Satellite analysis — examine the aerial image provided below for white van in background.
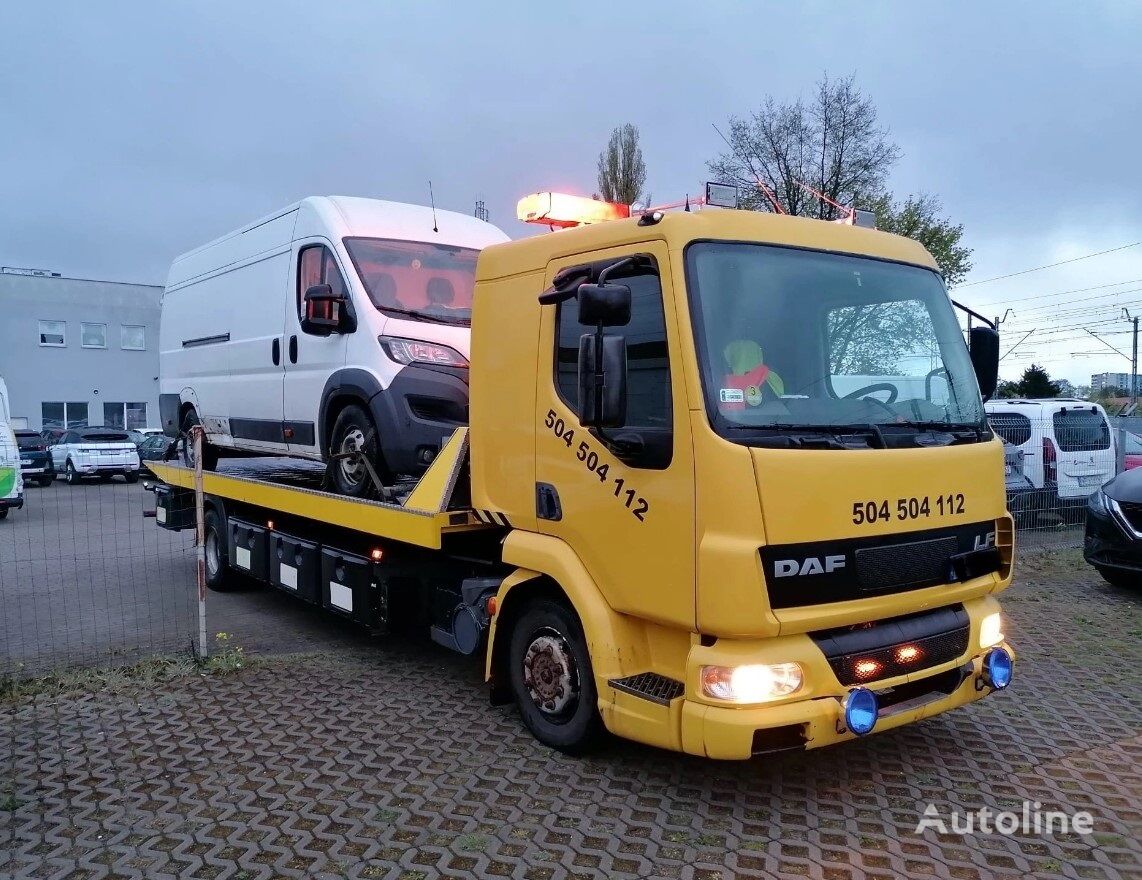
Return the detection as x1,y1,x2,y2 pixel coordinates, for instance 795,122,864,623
159,197,509,497
985,398,1117,507
0,377,26,520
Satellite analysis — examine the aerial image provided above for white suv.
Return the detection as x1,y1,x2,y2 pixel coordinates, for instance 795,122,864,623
986,398,1116,506
49,428,142,485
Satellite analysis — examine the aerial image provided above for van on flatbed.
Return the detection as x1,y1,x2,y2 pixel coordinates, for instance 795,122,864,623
152,196,1016,760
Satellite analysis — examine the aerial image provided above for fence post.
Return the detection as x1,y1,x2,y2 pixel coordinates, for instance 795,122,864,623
193,426,208,659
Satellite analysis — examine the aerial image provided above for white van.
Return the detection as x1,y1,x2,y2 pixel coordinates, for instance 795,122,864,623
159,197,509,496
0,377,25,519
985,398,1117,505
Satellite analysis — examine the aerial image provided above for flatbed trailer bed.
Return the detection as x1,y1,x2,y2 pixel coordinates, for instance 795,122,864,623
148,429,510,651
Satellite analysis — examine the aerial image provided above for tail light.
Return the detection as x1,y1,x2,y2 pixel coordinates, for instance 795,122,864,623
1042,436,1057,484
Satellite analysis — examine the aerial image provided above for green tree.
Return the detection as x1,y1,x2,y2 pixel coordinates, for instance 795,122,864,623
1005,364,1062,398
597,124,648,205
863,192,973,287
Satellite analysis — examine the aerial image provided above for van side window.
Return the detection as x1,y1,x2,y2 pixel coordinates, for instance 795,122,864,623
554,263,672,469
297,245,349,320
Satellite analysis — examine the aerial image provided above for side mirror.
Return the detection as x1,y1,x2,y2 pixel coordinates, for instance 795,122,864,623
302,284,354,335
577,282,631,327
577,334,627,427
969,325,999,401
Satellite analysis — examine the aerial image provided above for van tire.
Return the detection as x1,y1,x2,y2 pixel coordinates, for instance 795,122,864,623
508,599,603,754
328,404,387,498
0,509,7,520
179,410,219,472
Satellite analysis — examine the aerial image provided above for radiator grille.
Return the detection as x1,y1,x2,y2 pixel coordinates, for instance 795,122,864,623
827,626,970,685
855,536,958,593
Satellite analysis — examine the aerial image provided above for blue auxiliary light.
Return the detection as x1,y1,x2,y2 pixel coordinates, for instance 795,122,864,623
983,647,1013,690
843,687,879,736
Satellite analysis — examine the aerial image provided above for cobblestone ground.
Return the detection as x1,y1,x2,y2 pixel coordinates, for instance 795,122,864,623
2,551,1140,880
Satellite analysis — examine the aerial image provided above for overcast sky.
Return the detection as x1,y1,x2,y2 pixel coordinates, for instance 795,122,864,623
3,1,1139,384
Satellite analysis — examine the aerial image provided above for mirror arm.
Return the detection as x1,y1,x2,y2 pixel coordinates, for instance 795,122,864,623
951,300,996,330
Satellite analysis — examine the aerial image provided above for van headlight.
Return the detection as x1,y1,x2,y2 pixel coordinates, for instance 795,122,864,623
980,612,1004,649
378,336,468,368
700,663,803,703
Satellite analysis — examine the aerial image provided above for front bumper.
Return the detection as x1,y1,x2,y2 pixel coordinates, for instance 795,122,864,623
1084,499,1142,572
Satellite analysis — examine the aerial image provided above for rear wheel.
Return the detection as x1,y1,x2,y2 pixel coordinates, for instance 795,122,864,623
203,508,234,591
125,472,139,484
328,404,387,498
179,409,219,471
508,599,603,753
1097,566,1142,590
0,509,8,520
39,475,54,487
65,460,80,485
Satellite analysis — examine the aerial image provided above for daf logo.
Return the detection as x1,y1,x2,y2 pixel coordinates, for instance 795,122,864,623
774,555,846,577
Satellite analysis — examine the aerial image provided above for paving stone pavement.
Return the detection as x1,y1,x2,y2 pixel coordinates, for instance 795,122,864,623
2,552,1140,880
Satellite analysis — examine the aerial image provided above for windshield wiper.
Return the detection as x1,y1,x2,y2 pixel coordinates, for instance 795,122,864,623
384,306,470,325
728,422,887,449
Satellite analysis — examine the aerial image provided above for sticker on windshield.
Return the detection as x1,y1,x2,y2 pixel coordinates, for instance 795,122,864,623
719,388,744,404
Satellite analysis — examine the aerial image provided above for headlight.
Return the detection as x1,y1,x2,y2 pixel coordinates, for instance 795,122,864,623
378,336,468,368
980,612,1004,648
700,663,803,703
1088,488,1108,515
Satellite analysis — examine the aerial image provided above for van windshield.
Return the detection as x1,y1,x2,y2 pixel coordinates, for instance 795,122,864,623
344,237,480,325
685,242,986,443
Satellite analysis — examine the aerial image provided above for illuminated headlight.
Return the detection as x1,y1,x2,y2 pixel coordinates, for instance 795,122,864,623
378,336,468,368
700,663,803,703
980,612,1004,648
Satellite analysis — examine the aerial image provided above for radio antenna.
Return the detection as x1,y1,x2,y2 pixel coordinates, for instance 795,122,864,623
428,180,439,233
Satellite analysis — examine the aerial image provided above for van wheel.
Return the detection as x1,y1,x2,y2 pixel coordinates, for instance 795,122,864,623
0,509,8,520
329,404,387,498
179,410,219,471
203,508,233,591
508,599,603,754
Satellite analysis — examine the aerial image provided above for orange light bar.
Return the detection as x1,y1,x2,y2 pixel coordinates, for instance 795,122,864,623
895,645,922,663
516,192,631,228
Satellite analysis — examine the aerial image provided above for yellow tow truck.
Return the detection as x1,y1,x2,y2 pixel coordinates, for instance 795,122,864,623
151,193,1015,760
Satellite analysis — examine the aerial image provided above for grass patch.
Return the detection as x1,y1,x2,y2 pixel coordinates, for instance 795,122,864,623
457,833,488,852
1014,547,1088,577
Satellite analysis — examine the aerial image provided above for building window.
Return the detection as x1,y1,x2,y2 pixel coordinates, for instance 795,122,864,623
81,322,108,348
39,320,66,347
104,402,149,429
121,324,146,350
42,402,88,429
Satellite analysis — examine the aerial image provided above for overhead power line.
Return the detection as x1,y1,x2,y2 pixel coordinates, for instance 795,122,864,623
957,241,1142,288
968,277,1142,309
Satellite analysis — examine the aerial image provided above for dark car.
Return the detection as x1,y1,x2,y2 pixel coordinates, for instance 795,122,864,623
40,427,67,447
15,430,55,486
1083,468,1142,589
137,433,174,474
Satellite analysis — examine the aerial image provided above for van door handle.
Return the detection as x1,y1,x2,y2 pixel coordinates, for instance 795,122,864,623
271,338,280,365
289,335,298,364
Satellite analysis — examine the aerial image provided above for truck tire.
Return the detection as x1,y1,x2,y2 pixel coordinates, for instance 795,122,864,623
508,599,603,754
179,409,219,472
328,404,387,498
203,507,233,591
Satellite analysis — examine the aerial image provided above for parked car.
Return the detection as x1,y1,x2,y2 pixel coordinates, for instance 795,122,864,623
1122,431,1142,470
0,378,24,519
1084,469,1142,589
49,428,142,484
986,399,1117,515
137,433,173,474
15,430,55,486
159,196,509,497
1003,442,1036,527
128,428,164,447
40,427,67,447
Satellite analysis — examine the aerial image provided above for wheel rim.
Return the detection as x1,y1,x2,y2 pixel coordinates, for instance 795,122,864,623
338,427,368,487
66,463,74,483
522,627,579,720
205,528,220,579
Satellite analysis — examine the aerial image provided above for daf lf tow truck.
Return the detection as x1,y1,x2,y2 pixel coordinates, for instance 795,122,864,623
150,193,1015,760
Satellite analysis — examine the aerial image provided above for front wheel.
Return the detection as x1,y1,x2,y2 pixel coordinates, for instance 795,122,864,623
65,460,80,485
328,404,387,498
508,599,603,754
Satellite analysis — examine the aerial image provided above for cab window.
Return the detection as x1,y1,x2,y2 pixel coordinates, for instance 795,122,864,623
297,245,348,321
554,261,672,468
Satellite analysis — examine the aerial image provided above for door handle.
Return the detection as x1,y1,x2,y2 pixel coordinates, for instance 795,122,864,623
289,335,298,364
271,338,280,365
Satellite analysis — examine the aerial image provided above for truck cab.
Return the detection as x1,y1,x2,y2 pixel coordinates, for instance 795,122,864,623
470,207,1013,759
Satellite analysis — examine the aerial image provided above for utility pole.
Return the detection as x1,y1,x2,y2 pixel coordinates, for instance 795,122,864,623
1124,308,1139,406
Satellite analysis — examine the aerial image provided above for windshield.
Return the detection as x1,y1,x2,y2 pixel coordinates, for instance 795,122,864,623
344,237,480,325
686,242,985,439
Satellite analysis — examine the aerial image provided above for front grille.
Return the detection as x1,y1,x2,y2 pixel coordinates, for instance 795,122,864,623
812,605,970,686
855,536,958,593
1116,501,1142,533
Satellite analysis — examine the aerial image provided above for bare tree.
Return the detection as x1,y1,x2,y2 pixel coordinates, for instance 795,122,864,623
708,74,900,219
597,124,648,205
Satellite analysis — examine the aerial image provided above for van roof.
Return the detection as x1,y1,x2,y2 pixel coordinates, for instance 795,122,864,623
168,196,509,289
